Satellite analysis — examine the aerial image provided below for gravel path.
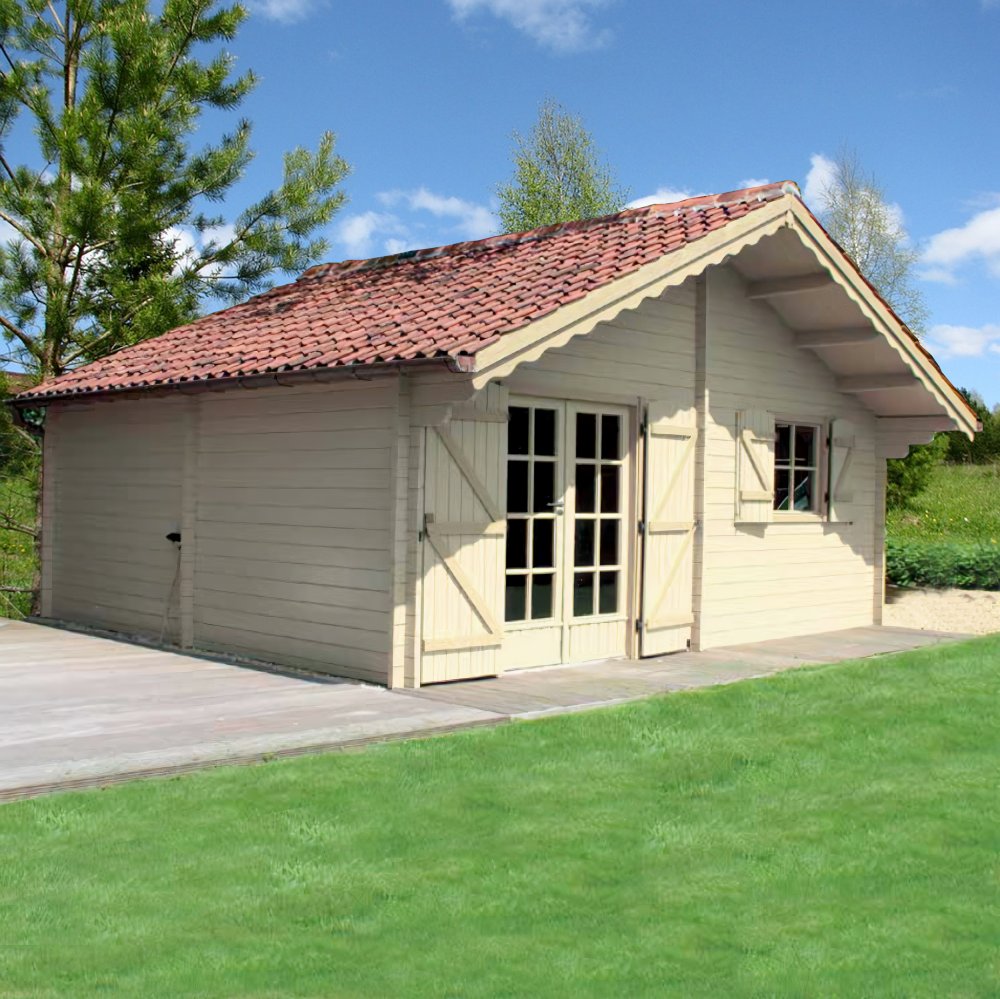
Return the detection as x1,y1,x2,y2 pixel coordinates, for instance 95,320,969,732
884,587,1000,636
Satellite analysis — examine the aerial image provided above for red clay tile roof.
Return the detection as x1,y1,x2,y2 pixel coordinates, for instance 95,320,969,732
18,182,796,402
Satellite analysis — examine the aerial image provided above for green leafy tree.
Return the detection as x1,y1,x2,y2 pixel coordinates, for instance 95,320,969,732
497,99,626,233
0,0,349,381
812,152,939,506
814,152,928,334
886,435,948,510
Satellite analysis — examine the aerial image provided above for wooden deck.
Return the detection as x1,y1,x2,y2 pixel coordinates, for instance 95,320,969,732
0,619,970,801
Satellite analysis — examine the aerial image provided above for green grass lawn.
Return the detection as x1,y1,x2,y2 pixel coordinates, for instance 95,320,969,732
889,462,1000,544
2,639,999,997
0,472,35,618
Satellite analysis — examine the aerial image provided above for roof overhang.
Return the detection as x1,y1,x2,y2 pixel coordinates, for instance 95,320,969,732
468,193,978,442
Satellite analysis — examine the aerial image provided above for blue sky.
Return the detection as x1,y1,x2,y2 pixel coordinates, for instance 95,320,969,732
20,0,1000,402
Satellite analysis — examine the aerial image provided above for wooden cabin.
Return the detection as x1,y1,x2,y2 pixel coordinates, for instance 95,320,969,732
13,182,977,687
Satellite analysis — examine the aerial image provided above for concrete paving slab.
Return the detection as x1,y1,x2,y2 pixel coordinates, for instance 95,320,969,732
0,618,973,801
0,619,502,800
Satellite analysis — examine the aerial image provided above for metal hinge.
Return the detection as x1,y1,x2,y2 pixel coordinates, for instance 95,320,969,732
637,520,646,536
635,619,645,634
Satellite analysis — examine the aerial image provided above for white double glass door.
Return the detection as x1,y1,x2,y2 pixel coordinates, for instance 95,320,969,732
502,397,632,670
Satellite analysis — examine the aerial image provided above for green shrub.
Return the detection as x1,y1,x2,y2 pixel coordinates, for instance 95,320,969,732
887,539,1000,590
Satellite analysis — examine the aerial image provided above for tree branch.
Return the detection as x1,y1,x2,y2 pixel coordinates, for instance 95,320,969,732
0,314,37,357
0,210,49,258
0,511,38,538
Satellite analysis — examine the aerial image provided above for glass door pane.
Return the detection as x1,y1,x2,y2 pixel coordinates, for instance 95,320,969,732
570,409,623,618
505,404,562,622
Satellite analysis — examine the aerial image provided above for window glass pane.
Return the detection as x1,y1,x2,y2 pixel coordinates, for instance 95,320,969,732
533,461,555,512
507,460,528,513
531,574,554,619
533,519,554,569
575,463,596,513
601,414,621,460
505,576,526,622
509,407,529,455
774,469,790,511
598,571,618,614
600,465,620,513
599,520,618,566
775,423,791,464
576,413,596,458
793,470,815,511
574,519,595,567
573,572,595,617
506,519,527,569
534,408,557,457
795,425,815,467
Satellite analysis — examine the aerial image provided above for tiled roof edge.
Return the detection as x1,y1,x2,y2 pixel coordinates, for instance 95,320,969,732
301,181,799,281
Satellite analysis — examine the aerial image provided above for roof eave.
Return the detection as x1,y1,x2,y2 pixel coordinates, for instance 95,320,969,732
10,353,474,409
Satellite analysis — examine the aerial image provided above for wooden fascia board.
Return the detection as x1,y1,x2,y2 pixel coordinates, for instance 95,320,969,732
468,201,791,389
783,201,978,438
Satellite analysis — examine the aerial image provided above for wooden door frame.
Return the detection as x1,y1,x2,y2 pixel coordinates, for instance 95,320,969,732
503,391,640,665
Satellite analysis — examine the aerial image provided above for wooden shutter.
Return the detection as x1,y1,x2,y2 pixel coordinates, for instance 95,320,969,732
639,397,697,656
736,409,774,523
827,419,855,523
421,384,506,683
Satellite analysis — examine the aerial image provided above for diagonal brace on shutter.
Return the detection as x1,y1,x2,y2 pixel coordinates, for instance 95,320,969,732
650,431,697,524
434,427,502,521
740,427,774,500
643,525,695,632
423,516,502,651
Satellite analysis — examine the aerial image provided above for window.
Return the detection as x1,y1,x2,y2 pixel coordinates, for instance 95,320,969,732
774,422,819,512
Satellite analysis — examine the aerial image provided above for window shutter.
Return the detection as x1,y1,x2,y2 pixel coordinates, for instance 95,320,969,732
827,419,856,523
421,384,507,682
736,409,774,523
640,396,697,656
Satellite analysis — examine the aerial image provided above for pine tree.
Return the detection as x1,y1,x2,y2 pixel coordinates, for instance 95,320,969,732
0,0,349,380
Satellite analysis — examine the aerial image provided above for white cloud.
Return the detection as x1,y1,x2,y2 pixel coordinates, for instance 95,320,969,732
248,0,316,21
627,186,698,209
802,153,837,209
335,211,409,258
919,267,960,286
739,177,771,189
379,187,497,239
447,0,612,52
921,203,1000,283
926,323,1000,359
334,189,497,260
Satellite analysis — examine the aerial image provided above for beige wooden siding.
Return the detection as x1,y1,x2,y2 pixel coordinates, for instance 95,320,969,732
506,281,697,405
192,380,396,682
48,396,186,639
698,265,878,648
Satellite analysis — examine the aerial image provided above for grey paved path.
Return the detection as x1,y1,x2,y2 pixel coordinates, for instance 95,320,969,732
402,626,968,717
0,618,970,800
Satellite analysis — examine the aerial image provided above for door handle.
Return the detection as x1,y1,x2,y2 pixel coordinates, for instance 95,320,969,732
547,500,565,514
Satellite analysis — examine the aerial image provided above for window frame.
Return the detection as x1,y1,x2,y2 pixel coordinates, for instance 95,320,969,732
771,417,828,518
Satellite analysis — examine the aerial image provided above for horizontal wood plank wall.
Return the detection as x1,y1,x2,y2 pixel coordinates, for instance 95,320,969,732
48,396,186,639
505,280,698,405
192,379,396,682
698,265,878,647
